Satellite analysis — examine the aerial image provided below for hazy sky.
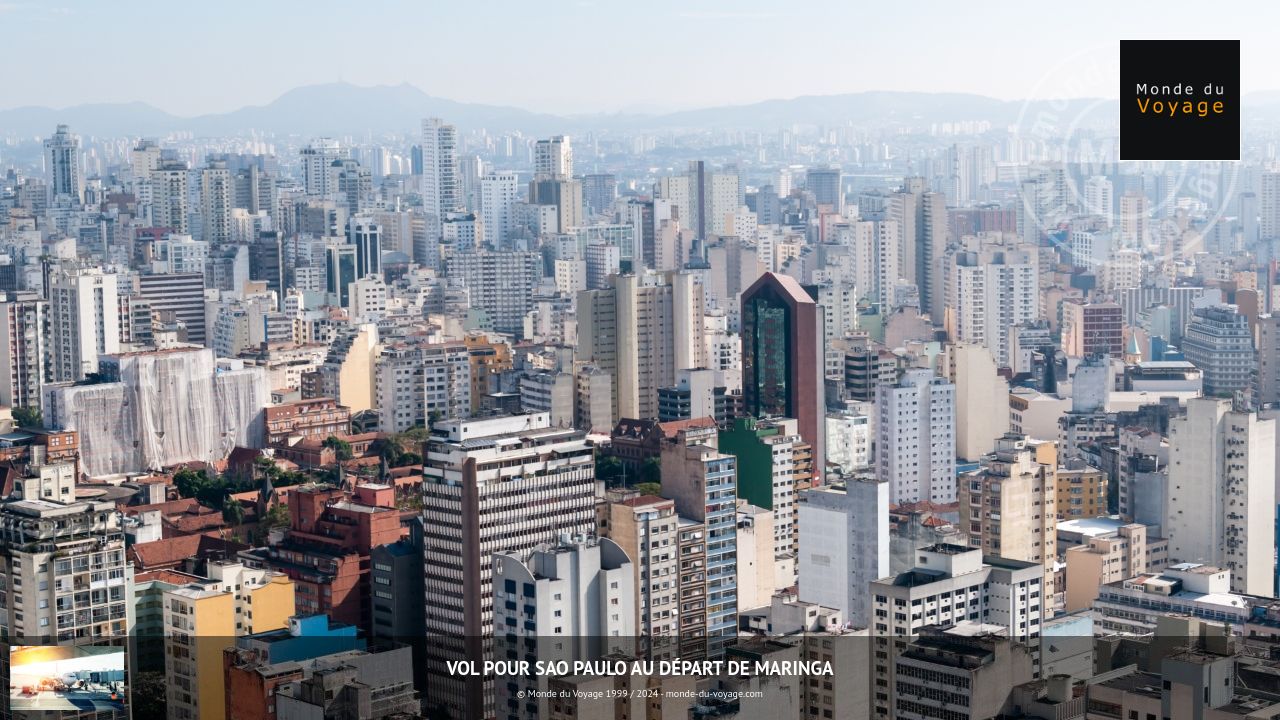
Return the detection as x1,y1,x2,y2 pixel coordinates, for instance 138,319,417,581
0,0,1271,115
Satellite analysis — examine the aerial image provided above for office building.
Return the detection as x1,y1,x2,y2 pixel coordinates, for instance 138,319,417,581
944,234,1038,368
420,413,596,718
740,272,825,473
1182,304,1255,398
445,251,542,335
1061,299,1124,359
347,217,382,279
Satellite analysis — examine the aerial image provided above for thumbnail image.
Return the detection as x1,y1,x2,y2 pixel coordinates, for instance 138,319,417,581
8,645,126,714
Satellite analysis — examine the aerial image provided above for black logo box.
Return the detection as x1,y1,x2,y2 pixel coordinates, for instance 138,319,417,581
1120,39,1240,161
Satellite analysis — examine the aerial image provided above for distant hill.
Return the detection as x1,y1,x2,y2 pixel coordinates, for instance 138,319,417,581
16,83,1280,138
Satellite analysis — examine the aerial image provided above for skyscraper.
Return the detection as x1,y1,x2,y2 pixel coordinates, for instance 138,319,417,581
877,368,957,503
44,124,83,203
805,166,842,212
739,272,825,474
421,118,459,252
151,159,191,234
888,179,947,321
944,233,1039,368
200,160,233,244
299,137,344,196
420,413,596,718
578,271,706,420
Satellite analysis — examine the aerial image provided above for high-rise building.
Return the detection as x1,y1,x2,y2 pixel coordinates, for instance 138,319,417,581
597,491,682,651
161,562,295,720
877,368,957,504
1084,175,1114,225
740,272,825,473
944,233,1038,368
659,424,738,655
581,173,617,216
1061,299,1124,359
325,244,358,308
1261,171,1280,241
374,340,470,432
1182,304,1255,398
0,291,48,410
346,217,382,279
48,266,120,382
1063,522,1167,612
719,417,809,570
299,138,344,196
1164,397,1275,595
135,271,207,345
1256,314,1280,408
445,251,542,335
958,434,1058,595
421,118,459,248
805,166,842,212
479,171,519,248
534,135,573,179
200,160,233,244
797,475,888,627
420,413,596,718
151,159,191,234
942,342,1011,462
888,180,947,321
44,124,83,203
578,271,706,420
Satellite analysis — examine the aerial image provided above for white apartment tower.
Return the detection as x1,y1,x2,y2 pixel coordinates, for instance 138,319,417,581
1164,397,1276,596
945,233,1038,368
876,368,957,504
421,118,460,244
0,292,49,410
479,171,519,248
48,266,120,382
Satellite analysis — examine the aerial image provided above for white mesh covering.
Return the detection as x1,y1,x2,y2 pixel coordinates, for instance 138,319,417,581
46,348,267,478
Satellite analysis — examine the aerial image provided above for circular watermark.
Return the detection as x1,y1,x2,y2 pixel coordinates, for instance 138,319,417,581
1010,42,1239,271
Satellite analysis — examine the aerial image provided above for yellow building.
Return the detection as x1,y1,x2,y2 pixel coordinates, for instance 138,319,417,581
162,562,295,720
1056,464,1108,519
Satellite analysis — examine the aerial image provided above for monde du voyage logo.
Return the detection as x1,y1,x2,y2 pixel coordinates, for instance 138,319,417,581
1120,40,1240,161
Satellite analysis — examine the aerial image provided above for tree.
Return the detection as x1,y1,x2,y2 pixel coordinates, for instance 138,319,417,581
221,498,246,526
12,406,41,429
263,502,290,528
639,457,662,485
595,454,624,486
130,671,167,719
322,435,354,461
633,482,662,497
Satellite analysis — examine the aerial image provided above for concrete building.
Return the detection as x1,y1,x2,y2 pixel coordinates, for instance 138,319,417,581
48,266,120,382
1055,463,1108,520
1182,305,1255,398
894,625,1036,720
492,537,634,720
578,271,705,421
446,251,542,335
1063,522,1167,612
942,342,1011,462
1165,398,1275,595
519,370,575,428
825,410,872,472
479,171,519,248
44,124,83,203
374,340,471,432
797,475,889,628
0,291,49,410
659,423,738,655
420,413,597,718
959,435,1058,595
877,368,957,504
1061,299,1124,359
944,233,1038,368
162,563,295,720
869,545,1045,717
596,491,682,650
1092,563,1255,635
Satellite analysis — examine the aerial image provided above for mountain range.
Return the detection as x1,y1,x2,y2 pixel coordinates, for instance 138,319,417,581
3,82,1280,138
